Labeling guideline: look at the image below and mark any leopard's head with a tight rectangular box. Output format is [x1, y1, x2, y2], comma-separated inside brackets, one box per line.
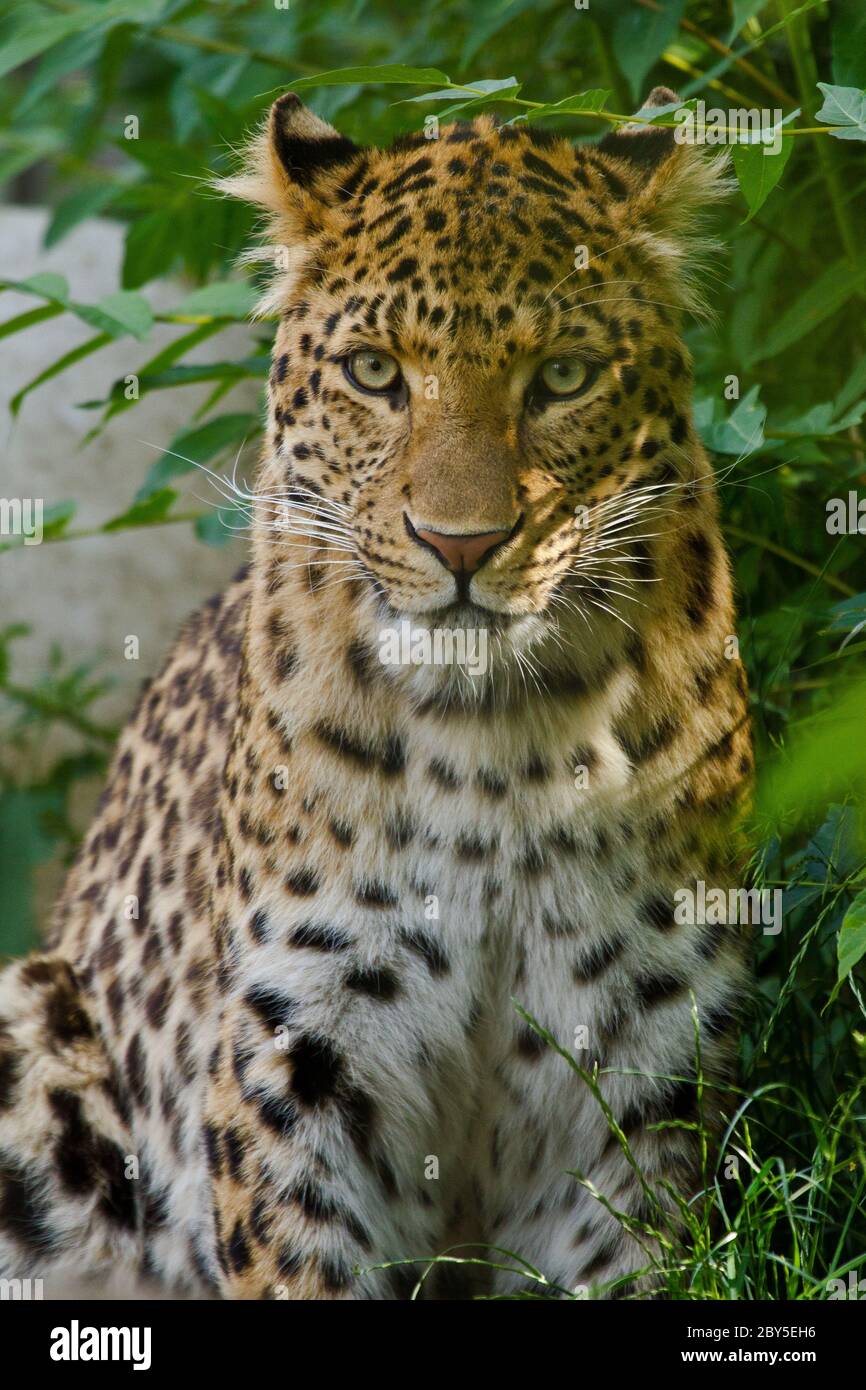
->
[220, 90, 729, 697]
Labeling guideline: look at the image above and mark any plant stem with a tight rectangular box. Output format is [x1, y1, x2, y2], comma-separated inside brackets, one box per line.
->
[661, 54, 757, 108]
[2, 682, 117, 743]
[635, 0, 798, 105]
[1, 511, 211, 550]
[151, 24, 318, 76]
[489, 94, 834, 136]
[765, 430, 860, 448]
[726, 524, 856, 596]
[679, 14, 797, 107]
[38, 1, 319, 76]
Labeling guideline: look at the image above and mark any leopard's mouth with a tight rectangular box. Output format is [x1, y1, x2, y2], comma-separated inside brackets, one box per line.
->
[427, 600, 516, 631]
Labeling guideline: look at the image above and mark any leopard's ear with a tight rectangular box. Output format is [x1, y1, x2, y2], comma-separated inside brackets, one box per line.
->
[598, 85, 681, 171]
[267, 93, 360, 196]
[598, 86, 731, 229]
[598, 86, 731, 315]
[214, 95, 363, 314]
[215, 92, 361, 216]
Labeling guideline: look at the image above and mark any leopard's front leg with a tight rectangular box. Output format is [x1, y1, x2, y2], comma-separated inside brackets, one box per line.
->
[486, 1042, 735, 1301]
[202, 929, 475, 1300]
[484, 892, 748, 1300]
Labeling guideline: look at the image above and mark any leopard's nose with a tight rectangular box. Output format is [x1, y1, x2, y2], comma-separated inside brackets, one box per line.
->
[406, 516, 517, 575]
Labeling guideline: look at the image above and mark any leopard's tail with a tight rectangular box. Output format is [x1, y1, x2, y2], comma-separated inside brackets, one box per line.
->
[0, 953, 143, 1293]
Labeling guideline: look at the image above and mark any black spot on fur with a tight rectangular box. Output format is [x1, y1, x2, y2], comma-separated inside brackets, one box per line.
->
[355, 880, 398, 908]
[277, 1243, 303, 1277]
[684, 531, 714, 628]
[45, 978, 93, 1046]
[572, 935, 624, 983]
[0, 1152, 59, 1252]
[125, 1035, 149, 1108]
[315, 720, 405, 777]
[290, 921, 351, 953]
[285, 866, 320, 896]
[399, 928, 450, 977]
[228, 1219, 252, 1273]
[320, 1254, 353, 1292]
[515, 1026, 546, 1061]
[643, 895, 676, 932]
[0, 1048, 21, 1111]
[245, 985, 298, 1032]
[345, 966, 400, 1001]
[290, 1034, 343, 1106]
[634, 970, 686, 1009]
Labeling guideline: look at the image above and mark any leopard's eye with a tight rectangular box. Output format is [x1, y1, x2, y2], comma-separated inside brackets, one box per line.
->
[536, 357, 595, 399]
[345, 349, 402, 393]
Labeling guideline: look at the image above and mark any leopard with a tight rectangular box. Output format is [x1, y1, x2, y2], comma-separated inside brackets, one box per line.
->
[0, 86, 753, 1300]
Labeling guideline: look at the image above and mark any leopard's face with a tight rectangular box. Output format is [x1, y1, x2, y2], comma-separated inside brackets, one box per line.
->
[228, 95, 725, 693]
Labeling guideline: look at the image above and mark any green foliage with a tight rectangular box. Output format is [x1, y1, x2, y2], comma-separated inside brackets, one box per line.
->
[1, 0, 865, 1298]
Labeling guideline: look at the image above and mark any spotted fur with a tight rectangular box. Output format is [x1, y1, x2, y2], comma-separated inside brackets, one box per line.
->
[0, 88, 751, 1299]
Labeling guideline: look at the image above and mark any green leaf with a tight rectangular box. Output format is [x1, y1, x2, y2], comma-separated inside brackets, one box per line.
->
[832, 0, 866, 88]
[403, 76, 519, 105]
[731, 107, 800, 146]
[0, 785, 64, 954]
[728, 0, 763, 40]
[138, 356, 269, 392]
[694, 386, 766, 456]
[835, 351, 866, 416]
[74, 290, 154, 340]
[745, 259, 866, 365]
[731, 136, 794, 220]
[524, 90, 612, 123]
[0, 278, 148, 354]
[87, 320, 236, 436]
[815, 82, 866, 141]
[44, 183, 122, 249]
[0, 0, 168, 81]
[0, 303, 63, 340]
[102, 488, 178, 532]
[122, 209, 181, 289]
[837, 889, 866, 985]
[613, 0, 685, 103]
[631, 97, 695, 127]
[10, 332, 111, 417]
[137, 412, 258, 498]
[40, 501, 77, 542]
[168, 280, 258, 322]
[195, 503, 248, 547]
[775, 400, 865, 438]
[14, 26, 106, 118]
[0, 624, 30, 682]
[0, 499, 75, 554]
[825, 594, 866, 645]
[0, 126, 63, 183]
[759, 677, 866, 820]
[117, 137, 203, 179]
[0, 271, 69, 305]
[286, 65, 450, 93]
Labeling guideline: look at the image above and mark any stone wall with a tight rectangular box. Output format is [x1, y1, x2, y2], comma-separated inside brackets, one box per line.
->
[1, 207, 259, 926]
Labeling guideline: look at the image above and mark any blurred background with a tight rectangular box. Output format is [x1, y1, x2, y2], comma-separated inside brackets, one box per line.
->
[0, 0, 865, 1297]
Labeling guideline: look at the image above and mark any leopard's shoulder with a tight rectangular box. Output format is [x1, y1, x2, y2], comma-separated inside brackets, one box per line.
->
[50, 564, 252, 979]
